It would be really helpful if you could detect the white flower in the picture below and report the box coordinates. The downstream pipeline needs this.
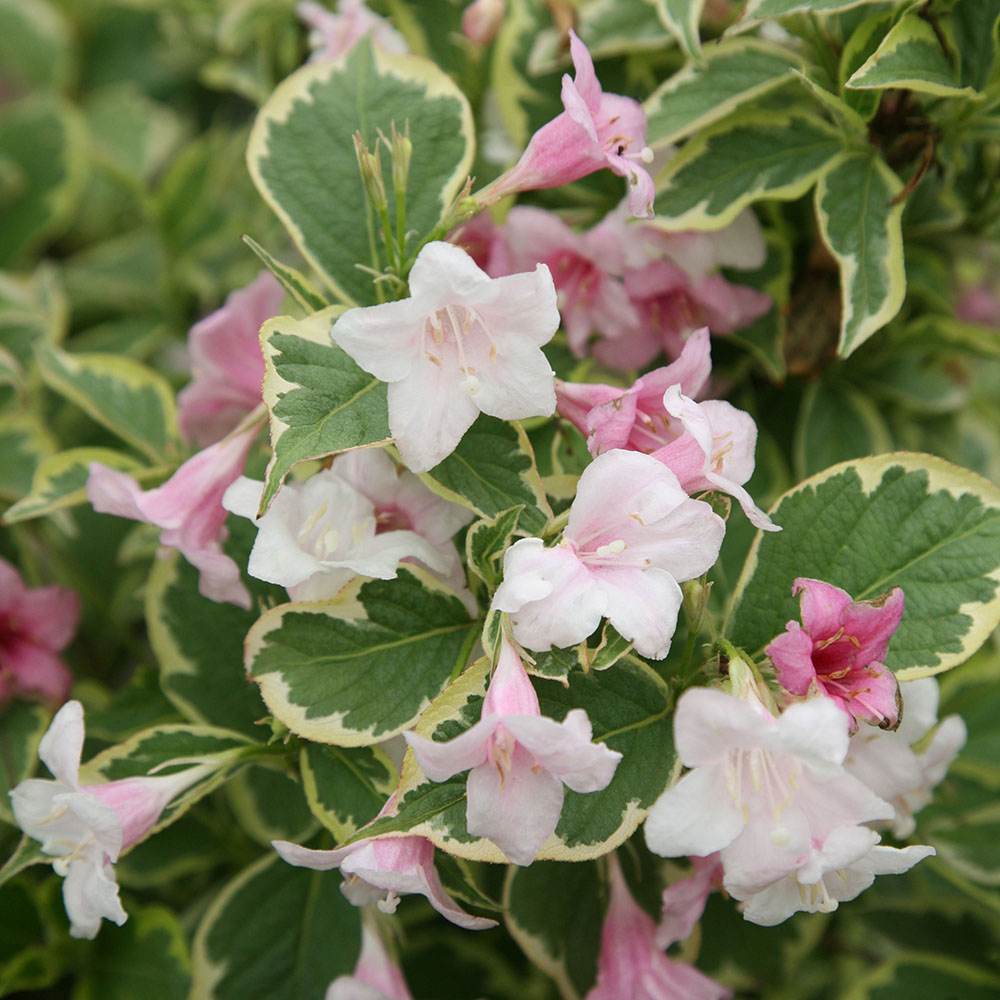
[223,464,454,601]
[330,241,560,473]
[492,450,724,659]
[845,677,967,837]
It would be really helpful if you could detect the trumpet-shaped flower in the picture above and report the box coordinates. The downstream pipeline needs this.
[738,825,934,926]
[656,853,723,950]
[326,920,413,1000]
[586,854,730,1000]
[643,686,894,903]
[403,635,621,866]
[492,450,725,659]
[479,31,655,218]
[223,462,454,602]
[10,701,215,938]
[0,558,79,706]
[177,272,283,446]
[330,241,559,473]
[766,578,904,730]
[87,423,259,609]
[845,677,967,837]
[273,834,496,930]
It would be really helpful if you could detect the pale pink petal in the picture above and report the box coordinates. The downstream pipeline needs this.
[691,275,771,333]
[403,719,494,782]
[706,211,767,271]
[460,0,505,46]
[14,585,80,651]
[272,839,360,871]
[466,744,565,865]
[327,922,413,1000]
[672,688,771,766]
[644,764,744,859]
[594,566,682,660]
[482,636,540,717]
[656,854,722,949]
[61,791,124,861]
[842,587,905,666]
[330,299,421,383]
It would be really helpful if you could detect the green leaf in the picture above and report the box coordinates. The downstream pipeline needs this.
[0,413,55,500]
[246,568,479,745]
[116,813,228,890]
[727,454,1000,679]
[74,905,191,1000]
[190,854,361,1000]
[839,952,1000,1000]
[0,879,63,995]
[465,505,523,590]
[365,656,673,861]
[247,40,474,306]
[648,0,705,60]
[652,110,844,230]
[791,68,869,133]
[421,415,552,536]
[645,39,801,146]
[3,447,164,524]
[572,0,673,59]
[300,742,396,840]
[847,13,978,97]
[0,701,49,825]
[794,378,892,480]
[225,766,317,846]
[0,836,47,891]
[504,861,603,1000]
[0,97,85,266]
[145,533,275,738]
[742,0,891,19]
[36,346,180,462]
[0,0,72,94]
[814,150,905,357]
[839,10,896,120]
[529,624,634,679]
[950,0,1000,92]
[241,235,328,313]
[259,310,389,514]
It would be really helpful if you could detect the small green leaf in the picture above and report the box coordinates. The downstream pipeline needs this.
[300,742,396,840]
[572,0,673,59]
[466,505,523,590]
[950,0,1000,92]
[742,0,890,19]
[190,855,361,1000]
[421,415,552,536]
[504,861,603,1000]
[652,110,844,230]
[3,447,164,524]
[241,235,327,313]
[0,413,55,500]
[0,836,47,891]
[839,10,896,119]
[814,150,905,357]
[648,0,705,60]
[36,345,180,462]
[727,454,1000,679]
[645,39,801,146]
[248,41,474,306]
[246,568,479,745]
[0,701,49,825]
[259,310,389,514]
[847,13,978,97]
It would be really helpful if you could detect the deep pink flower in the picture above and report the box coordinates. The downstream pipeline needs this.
[273,833,496,930]
[177,272,284,447]
[0,559,78,706]
[87,423,259,609]
[479,31,655,218]
[766,578,904,731]
[586,854,730,1000]
[404,635,621,865]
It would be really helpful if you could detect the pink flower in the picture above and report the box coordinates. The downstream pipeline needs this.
[272,834,496,930]
[656,853,723,950]
[492,450,725,659]
[403,635,621,866]
[297,0,407,62]
[555,329,777,531]
[845,677,967,837]
[461,0,505,46]
[494,206,640,357]
[326,920,413,1000]
[643,680,894,905]
[586,854,730,1000]
[10,701,216,938]
[0,559,78,706]
[87,423,259,609]
[330,241,559,473]
[479,31,655,218]
[177,272,284,447]
[766,578,904,731]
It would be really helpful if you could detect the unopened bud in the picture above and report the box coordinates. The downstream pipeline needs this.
[353,132,388,214]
